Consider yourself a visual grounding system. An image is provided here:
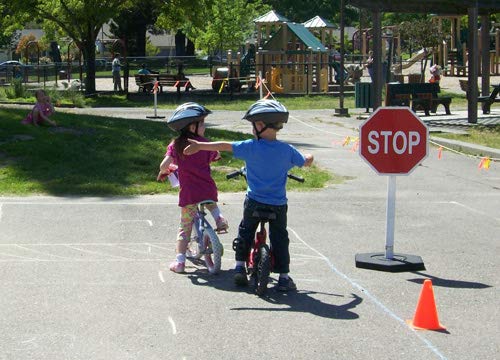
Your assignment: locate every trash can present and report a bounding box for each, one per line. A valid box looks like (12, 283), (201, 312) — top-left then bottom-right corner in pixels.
(355, 82), (374, 112)
(59, 70), (67, 80)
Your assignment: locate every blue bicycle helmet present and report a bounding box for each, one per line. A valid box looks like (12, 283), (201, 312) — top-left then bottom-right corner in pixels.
(167, 102), (212, 131)
(242, 99), (289, 125)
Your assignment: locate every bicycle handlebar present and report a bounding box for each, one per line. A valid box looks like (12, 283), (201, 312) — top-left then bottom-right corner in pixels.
(226, 167), (304, 183)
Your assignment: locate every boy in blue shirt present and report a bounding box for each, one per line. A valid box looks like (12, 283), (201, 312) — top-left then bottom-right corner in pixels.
(184, 99), (314, 291)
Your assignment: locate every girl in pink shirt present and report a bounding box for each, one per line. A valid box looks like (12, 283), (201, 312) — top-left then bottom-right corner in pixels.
(157, 102), (228, 273)
(21, 90), (57, 127)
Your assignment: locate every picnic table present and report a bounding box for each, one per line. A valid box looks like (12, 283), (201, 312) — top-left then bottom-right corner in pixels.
(478, 84), (500, 114)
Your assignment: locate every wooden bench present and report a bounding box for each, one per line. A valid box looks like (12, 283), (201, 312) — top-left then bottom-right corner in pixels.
(157, 74), (190, 93)
(386, 82), (452, 116)
(477, 84), (500, 114)
(134, 74), (155, 93)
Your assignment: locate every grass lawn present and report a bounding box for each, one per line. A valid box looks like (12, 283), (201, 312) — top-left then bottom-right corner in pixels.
(0, 108), (337, 196)
(433, 124), (500, 149)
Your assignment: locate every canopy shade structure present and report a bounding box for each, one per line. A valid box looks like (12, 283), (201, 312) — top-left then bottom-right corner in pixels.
(348, 0), (500, 14)
(254, 10), (290, 24)
(303, 16), (335, 29)
(262, 22), (328, 53)
(349, 0), (500, 123)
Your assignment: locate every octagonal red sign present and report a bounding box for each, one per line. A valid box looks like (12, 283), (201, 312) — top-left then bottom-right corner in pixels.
(359, 107), (428, 175)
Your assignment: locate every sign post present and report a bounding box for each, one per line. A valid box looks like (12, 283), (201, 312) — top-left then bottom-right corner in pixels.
(356, 107), (428, 272)
(146, 81), (165, 119)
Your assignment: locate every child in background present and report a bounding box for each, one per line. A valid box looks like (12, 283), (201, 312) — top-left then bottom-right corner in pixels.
(157, 102), (228, 273)
(21, 89), (57, 127)
(429, 64), (442, 84)
(184, 99), (314, 291)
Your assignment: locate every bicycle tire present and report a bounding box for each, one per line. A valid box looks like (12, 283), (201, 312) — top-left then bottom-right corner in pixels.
(255, 244), (271, 296)
(202, 227), (223, 274)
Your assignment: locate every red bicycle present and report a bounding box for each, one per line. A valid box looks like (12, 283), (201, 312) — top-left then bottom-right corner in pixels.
(226, 167), (304, 296)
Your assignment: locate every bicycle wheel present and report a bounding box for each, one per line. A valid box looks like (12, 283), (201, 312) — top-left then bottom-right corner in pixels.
(201, 227), (223, 274)
(186, 235), (203, 259)
(255, 244), (271, 296)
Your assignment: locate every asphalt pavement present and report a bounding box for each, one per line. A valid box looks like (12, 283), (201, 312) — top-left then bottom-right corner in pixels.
(0, 105), (499, 359)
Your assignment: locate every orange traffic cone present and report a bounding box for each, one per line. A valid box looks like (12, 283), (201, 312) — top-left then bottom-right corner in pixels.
(407, 279), (446, 330)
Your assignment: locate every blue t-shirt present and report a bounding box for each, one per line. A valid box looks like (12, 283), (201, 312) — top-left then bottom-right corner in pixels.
(232, 139), (306, 205)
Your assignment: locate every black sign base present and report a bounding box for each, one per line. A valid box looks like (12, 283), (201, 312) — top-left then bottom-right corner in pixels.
(355, 252), (425, 272)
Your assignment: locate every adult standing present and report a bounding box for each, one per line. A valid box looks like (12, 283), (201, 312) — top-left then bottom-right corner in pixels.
(112, 53), (122, 92)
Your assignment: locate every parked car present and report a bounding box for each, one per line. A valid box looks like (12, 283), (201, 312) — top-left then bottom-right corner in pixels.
(0, 60), (25, 71)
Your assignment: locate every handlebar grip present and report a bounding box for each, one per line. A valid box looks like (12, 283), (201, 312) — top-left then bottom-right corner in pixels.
(287, 173), (305, 183)
(226, 170), (241, 179)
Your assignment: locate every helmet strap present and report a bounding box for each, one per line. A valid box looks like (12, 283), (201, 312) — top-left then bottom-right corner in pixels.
(253, 122), (269, 140)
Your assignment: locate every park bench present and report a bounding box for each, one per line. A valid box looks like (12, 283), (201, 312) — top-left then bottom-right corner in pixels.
(157, 74), (190, 93)
(477, 84), (500, 114)
(134, 74), (155, 93)
(386, 82), (452, 116)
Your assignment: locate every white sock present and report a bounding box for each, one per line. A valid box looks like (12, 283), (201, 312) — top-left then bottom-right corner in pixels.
(176, 253), (186, 263)
(210, 207), (221, 220)
(235, 261), (245, 267)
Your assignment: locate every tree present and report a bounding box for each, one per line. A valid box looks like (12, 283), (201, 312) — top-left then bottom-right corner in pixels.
(398, 18), (444, 81)
(15, 34), (48, 62)
(190, 0), (269, 56)
(2, 0), (130, 94)
(109, 0), (163, 57)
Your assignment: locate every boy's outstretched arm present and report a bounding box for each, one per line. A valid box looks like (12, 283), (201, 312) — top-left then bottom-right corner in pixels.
(184, 139), (233, 155)
(303, 154), (314, 167)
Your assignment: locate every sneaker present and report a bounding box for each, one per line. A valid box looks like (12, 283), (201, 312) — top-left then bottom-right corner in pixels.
(277, 276), (297, 292)
(169, 261), (185, 273)
(215, 216), (229, 233)
(234, 265), (248, 286)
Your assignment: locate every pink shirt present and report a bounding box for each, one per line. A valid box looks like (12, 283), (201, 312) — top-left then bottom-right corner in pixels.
(21, 102), (54, 125)
(167, 136), (219, 207)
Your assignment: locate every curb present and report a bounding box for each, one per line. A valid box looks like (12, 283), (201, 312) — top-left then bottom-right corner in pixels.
(430, 136), (500, 159)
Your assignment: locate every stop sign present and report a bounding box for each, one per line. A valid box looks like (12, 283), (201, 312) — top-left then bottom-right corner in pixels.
(359, 107), (428, 174)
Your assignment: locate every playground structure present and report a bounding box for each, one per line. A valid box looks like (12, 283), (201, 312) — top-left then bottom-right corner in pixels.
(220, 10), (357, 95)
(352, 17), (500, 81)
(432, 17), (499, 77)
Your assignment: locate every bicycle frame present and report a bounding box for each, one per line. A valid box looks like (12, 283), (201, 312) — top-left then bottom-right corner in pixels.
(186, 200), (223, 274)
(227, 167), (303, 294)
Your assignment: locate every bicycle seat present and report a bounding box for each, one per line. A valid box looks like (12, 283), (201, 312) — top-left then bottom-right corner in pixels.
(252, 209), (276, 220)
(198, 200), (216, 206)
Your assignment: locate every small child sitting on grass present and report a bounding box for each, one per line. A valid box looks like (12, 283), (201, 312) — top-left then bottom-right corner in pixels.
(21, 89), (57, 127)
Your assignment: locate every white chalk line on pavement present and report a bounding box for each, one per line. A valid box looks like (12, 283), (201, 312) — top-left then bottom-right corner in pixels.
(14, 245), (73, 260)
(113, 220), (153, 226)
(168, 316), (177, 335)
(0, 201), (179, 206)
(288, 226), (448, 360)
(440, 201), (500, 223)
(289, 114), (351, 137)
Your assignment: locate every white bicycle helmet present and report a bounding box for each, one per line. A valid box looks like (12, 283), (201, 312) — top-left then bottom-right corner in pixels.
(167, 102), (212, 131)
(242, 99), (289, 124)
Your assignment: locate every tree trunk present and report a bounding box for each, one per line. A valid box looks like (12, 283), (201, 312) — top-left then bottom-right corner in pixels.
(175, 30), (185, 57)
(186, 39), (195, 56)
(135, 25), (147, 57)
(81, 41), (96, 95)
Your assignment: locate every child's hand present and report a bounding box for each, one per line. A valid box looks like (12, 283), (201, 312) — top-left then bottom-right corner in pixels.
(157, 170), (170, 182)
(183, 139), (200, 155)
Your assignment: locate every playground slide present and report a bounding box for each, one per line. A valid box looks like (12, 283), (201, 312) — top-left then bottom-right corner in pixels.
(398, 48), (430, 70)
